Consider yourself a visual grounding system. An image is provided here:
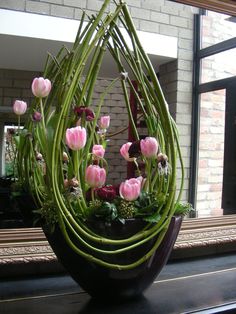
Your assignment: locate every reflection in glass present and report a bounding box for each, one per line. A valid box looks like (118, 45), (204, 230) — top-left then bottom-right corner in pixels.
(4, 125), (17, 177)
(201, 48), (236, 84)
(196, 90), (225, 217)
(201, 11), (236, 49)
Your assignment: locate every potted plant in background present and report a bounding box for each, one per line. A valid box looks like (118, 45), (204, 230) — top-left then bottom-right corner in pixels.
(15, 0), (191, 299)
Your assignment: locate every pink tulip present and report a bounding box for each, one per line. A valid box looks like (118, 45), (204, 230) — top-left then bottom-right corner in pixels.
(99, 115), (110, 129)
(92, 145), (105, 159)
(13, 100), (27, 115)
(120, 142), (135, 162)
(31, 77), (52, 98)
(85, 165), (106, 188)
(119, 177), (142, 201)
(140, 137), (158, 158)
(66, 126), (86, 150)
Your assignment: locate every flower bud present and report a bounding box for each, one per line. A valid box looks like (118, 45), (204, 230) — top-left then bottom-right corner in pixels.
(66, 126), (87, 151)
(85, 165), (106, 188)
(31, 77), (51, 98)
(120, 142), (136, 161)
(157, 153), (168, 166)
(63, 152), (69, 163)
(32, 111), (42, 122)
(64, 179), (69, 188)
(119, 177), (142, 201)
(13, 100), (27, 116)
(92, 144), (105, 159)
(68, 177), (79, 187)
(99, 115), (110, 129)
(140, 137), (158, 158)
(36, 152), (43, 161)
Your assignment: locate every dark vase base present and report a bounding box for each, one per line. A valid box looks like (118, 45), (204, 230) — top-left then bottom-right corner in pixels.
(44, 216), (182, 300)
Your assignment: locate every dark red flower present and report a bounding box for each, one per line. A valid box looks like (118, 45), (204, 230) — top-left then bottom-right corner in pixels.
(128, 140), (141, 158)
(7, 128), (16, 135)
(96, 185), (117, 201)
(74, 106), (95, 121)
(32, 111), (42, 122)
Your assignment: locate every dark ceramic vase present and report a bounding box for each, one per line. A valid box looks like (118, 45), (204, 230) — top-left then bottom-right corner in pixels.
(44, 216), (182, 300)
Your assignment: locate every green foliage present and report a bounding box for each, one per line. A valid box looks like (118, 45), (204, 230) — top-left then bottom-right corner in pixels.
(38, 200), (59, 228)
(174, 202), (194, 216)
(89, 201), (118, 222)
(144, 212), (161, 223)
(134, 191), (163, 219)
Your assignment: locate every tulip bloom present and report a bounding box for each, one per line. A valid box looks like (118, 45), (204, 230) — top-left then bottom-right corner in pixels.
(128, 140), (141, 158)
(92, 144), (105, 159)
(85, 165), (106, 188)
(140, 137), (158, 158)
(13, 100), (27, 115)
(66, 126), (86, 150)
(74, 106), (95, 121)
(99, 115), (110, 129)
(119, 177), (142, 201)
(120, 142), (136, 162)
(31, 77), (52, 98)
(96, 185), (117, 201)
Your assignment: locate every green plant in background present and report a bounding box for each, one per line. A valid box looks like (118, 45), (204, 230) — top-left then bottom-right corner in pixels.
(16, 0), (186, 270)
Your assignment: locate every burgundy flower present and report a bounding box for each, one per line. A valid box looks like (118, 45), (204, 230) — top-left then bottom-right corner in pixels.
(74, 106), (95, 121)
(86, 188), (92, 201)
(32, 111), (42, 122)
(96, 185), (117, 201)
(128, 140), (141, 158)
(7, 128), (16, 135)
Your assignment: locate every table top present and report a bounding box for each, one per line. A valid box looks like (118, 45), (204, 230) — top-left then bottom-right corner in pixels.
(1, 253), (236, 314)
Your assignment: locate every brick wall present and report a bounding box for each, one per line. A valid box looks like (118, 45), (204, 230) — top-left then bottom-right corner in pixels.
(197, 90), (225, 217)
(0, 0), (199, 203)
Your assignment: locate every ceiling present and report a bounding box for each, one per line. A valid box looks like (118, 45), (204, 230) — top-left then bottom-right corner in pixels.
(0, 9), (177, 78)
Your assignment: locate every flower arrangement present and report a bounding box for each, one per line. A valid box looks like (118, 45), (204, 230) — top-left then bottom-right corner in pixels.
(15, 0), (190, 272)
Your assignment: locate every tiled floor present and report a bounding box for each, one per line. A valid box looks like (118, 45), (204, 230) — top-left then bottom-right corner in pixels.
(1, 253), (236, 314)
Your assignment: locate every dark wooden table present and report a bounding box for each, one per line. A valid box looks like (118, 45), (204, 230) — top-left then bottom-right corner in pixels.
(1, 253), (236, 313)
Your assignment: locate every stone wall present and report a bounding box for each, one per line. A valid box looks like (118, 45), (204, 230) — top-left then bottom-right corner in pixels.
(0, 0), (199, 203)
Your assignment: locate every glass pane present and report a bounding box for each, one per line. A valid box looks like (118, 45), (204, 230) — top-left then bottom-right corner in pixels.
(196, 90), (225, 217)
(201, 11), (236, 49)
(4, 125), (17, 177)
(201, 48), (236, 84)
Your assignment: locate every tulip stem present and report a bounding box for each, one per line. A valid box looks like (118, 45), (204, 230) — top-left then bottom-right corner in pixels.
(39, 98), (46, 132)
(91, 188), (95, 202)
(134, 159), (141, 176)
(17, 116), (20, 133)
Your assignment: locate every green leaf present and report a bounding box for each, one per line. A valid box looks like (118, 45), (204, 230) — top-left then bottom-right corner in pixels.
(174, 202), (194, 216)
(144, 212), (161, 223)
(93, 202), (118, 221)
